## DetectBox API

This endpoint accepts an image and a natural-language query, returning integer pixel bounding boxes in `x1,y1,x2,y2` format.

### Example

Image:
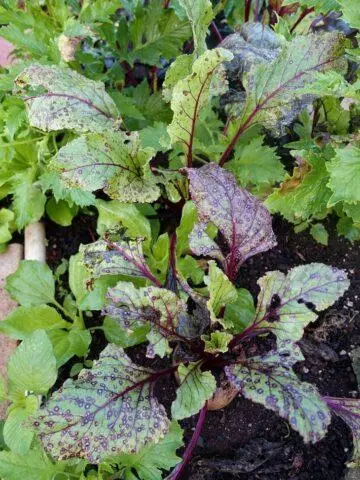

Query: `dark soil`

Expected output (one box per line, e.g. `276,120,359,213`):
45,213,360,480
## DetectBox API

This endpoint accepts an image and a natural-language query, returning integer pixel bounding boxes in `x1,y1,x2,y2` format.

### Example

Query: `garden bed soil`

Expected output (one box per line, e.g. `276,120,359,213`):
46,214,360,480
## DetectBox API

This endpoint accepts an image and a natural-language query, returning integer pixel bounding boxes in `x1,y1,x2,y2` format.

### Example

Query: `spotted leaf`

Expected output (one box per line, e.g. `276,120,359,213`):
184,163,276,281
15,65,119,133
105,282,187,358
50,131,160,203
32,344,169,463
246,263,349,344
171,362,216,420
225,341,331,443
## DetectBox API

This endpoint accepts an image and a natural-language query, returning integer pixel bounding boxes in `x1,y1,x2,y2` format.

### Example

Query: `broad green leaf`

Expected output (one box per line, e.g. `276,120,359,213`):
224,288,255,334
12,170,46,230
0,448,66,480
15,64,119,133
45,198,78,227
109,422,183,480
226,135,285,187
39,171,96,208
337,216,360,243
247,263,349,344
51,131,160,203
283,0,340,11
178,0,214,55
327,146,360,206
225,341,331,443
4,395,39,455
33,345,169,463
176,200,197,256
171,362,216,420
0,305,70,340
0,208,14,245
8,330,57,395
239,32,345,135
163,54,193,102
47,329,91,368
310,223,329,246
202,331,233,354
265,151,332,224
102,316,149,348
205,260,237,327
339,0,360,29
324,396,360,467
96,199,152,240
168,48,233,159
6,260,55,307
139,122,171,152
105,282,187,358
185,163,276,280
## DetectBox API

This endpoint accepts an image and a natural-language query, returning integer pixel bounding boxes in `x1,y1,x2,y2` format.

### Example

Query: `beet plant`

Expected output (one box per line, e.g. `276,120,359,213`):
0,1,359,479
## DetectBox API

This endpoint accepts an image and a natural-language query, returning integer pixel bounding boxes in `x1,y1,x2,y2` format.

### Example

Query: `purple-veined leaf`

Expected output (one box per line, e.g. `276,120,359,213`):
81,239,162,287
184,163,276,280
105,282,188,358
225,340,331,443
15,65,119,133
32,345,170,463
324,396,360,467
244,263,349,345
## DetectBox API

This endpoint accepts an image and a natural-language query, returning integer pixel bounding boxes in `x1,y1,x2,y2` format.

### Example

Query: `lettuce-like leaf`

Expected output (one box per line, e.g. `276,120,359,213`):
105,282,187,358
246,263,349,344
50,131,160,203
327,146,360,206
184,163,276,280
225,341,331,443
171,361,216,420
201,331,233,353
15,65,119,133
32,345,169,463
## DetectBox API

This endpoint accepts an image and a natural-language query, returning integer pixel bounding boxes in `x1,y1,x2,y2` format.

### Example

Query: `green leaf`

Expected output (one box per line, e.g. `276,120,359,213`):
225,135,285,187
247,263,349,344
6,260,55,307
0,305,70,340
202,331,233,354
16,64,119,133
47,329,91,368
8,330,57,395
168,48,233,159
327,146,360,206
0,208,15,244
96,199,152,239
109,421,183,480
239,32,345,135
337,216,360,243
204,260,237,327
339,0,360,29
225,341,332,443
0,448,66,480
45,198,78,227
4,395,39,454
39,171,96,208
102,316,149,348
224,288,255,334
171,361,216,420
178,0,214,55
12,170,46,230
105,282,187,358
139,122,171,152
33,345,170,463
51,131,160,203
310,223,329,246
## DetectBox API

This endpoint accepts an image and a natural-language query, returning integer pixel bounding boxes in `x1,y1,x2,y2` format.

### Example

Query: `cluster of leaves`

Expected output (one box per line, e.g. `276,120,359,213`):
0,1,360,479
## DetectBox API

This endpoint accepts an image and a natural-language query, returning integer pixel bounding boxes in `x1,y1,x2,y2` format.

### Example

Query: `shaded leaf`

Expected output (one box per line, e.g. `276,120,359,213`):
178,0,214,55
15,64,119,133
171,362,216,420
33,345,169,463
224,288,255,334
225,341,331,443
184,163,276,280
50,131,160,203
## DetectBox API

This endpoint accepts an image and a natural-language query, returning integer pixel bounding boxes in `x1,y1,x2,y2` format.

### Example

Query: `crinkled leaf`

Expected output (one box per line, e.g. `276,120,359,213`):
139,122,171,152
168,48,233,160
105,282,187,358
178,0,214,55
171,362,216,420
6,260,55,307
327,146,360,206
50,131,160,203
8,330,57,396
247,263,349,344
33,345,169,463
202,331,233,354
225,341,331,443
239,32,345,135
184,163,276,280
39,171,96,208
204,260,237,327
15,64,119,133
324,396,360,467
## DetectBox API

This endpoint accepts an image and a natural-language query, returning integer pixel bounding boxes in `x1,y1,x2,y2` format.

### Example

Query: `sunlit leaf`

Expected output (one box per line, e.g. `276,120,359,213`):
178,0,214,55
